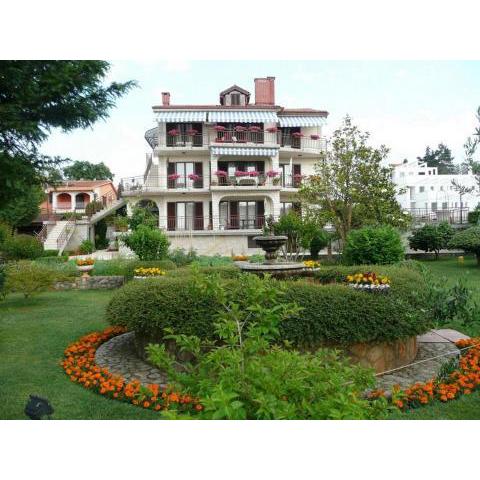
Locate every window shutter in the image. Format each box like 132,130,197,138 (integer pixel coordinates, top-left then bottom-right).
167,202,176,231
230,201,239,229
194,162,203,188
167,163,175,175
194,202,204,230
256,201,265,228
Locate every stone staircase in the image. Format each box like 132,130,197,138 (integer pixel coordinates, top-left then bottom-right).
89,198,126,224
43,220,76,254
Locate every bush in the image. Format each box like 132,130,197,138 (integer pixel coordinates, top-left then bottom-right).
468,209,480,225
0,263,6,299
2,234,44,260
343,225,404,265
106,265,430,350
448,226,480,265
0,222,12,248
122,225,170,261
310,230,330,259
191,255,232,267
35,255,69,266
129,203,158,230
79,239,95,254
409,222,455,259
168,247,198,267
41,249,60,257
5,261,56,298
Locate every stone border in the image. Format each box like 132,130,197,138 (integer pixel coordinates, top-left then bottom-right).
55,275,124,290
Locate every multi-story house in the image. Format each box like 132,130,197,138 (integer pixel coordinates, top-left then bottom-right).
120,77,328,255
392,159,477,223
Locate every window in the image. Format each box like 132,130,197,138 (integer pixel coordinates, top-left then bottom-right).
440,186,444,191
442,202,448,209
431,202,438,211
419,172,425,175
430,186,434,191
410,202,416,209
230,93,241,105
419,186,425,193
280,202,293,216
168,202,203,230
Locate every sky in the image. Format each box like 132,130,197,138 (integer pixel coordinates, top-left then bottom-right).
42,60,480,182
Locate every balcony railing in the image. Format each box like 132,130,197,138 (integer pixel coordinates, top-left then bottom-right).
404,208,469,224
165,215,265,232
120,176,206,192
160,129,326,151
212,172,282,187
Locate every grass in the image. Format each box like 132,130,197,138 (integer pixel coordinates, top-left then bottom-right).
0,290,160,420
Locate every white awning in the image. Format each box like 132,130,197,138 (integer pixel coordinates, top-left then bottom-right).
211,147,278,157
278,116,326,127
208,111,278,123
155,111,207,122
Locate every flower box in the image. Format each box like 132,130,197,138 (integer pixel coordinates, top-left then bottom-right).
187,173,201,181
292,132,304,138
234,126,247,132
248,171,260,177
234,170,249,177
167,129,180,136
186,129,198,136
214,170,228,177
266,127,278,133
167,173,181,181
310,134,320,140
213,125,226,132
248,126,262,132
266,170,279,178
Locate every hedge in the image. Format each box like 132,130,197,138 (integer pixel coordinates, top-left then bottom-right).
106,264,432,350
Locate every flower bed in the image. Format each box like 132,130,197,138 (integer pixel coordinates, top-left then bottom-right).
62,326,202,414
76,258,95,266
133,267,166,279
346,272,390,292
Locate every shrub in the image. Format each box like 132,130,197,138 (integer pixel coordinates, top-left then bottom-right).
122,225,170,260
0,222,12,247
191,255,232,267
5,261,56,298
2,234,44,260
168,247,198,266
79,239,95,254
85,200,103,217
309,230,330,260
146,273,386,420
468,209,480,225
343,225,404,265
129,203,158,230
35,255,69,265
94,219,109,249
409,222,454,259
448,227,480,265
0,263,6,299
41,249,60,257
113,215,129,232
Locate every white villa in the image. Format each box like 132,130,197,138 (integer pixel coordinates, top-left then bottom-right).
392,159,478,223
120,77,328,255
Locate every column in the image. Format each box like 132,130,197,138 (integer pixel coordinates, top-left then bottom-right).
158,199,168,230
211,193,220,230
70,192,74,211
210,155,218,185
158,156,167,189
203,199,210,231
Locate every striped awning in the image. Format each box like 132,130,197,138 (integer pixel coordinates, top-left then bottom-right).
211,147,278,157
278,116,326,127
208,110,278,123
155,111,207,122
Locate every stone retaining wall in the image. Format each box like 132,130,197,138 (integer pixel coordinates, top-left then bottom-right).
54,275,124,290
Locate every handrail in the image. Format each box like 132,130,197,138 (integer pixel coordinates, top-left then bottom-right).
56,215,77,253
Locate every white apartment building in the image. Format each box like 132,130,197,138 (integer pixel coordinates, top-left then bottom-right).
120,77,328,255
392,159,478,222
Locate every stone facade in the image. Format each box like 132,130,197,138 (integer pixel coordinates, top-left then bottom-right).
54,275,124,290
341,336,418,374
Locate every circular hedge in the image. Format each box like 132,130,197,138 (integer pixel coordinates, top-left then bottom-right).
105,265,432,350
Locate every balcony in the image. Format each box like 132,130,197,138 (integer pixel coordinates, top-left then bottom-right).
165,215,265,232
120,175,206,193
166,133,205,148
211,171,281,188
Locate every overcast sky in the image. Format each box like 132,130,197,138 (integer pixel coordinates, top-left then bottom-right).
41,60,480,182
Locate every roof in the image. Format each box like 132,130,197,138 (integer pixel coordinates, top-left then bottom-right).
219,84,251,97
46,180,116,192
278,108,329,117
152,104,279,111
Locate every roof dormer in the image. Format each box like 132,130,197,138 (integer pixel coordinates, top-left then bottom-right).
219,85,250,106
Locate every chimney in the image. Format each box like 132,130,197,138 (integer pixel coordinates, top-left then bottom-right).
254,77,275,105
162,92,170,106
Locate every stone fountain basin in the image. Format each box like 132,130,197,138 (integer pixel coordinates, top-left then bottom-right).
235,261,305,272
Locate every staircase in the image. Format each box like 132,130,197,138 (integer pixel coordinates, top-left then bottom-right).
43,220,76,254
89,198,126,224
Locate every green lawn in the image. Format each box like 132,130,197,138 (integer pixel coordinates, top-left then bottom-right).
2,257,480,419
0,290,160,420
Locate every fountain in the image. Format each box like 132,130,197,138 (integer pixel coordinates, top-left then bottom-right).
235,233,306,275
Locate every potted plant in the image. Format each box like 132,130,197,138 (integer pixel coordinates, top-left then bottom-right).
293,173,303,187
213,125,226,132
266,127,278,133
248,170,260,177
167,128,180,136
248,126,262,132
234,170,249,177
292,132,304,138
310,134,320,140
187,173,201,183
234,125,247,132
186,128,198,136
76,258,95,277
113,215,129,232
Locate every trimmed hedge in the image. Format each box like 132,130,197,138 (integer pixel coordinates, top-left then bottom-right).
2,234,44,260
106,264,432,349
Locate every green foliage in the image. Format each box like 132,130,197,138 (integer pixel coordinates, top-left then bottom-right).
468,209,480,225
343,225,404,265
5,261,56,298
272,211,321,261
61,212,84,221
35,256,69,266
310,229,330,259
167,247,198,266
0,222,12,247
78,239,95,254
121,225,170,261
417,143,458,174
112,215,129,231
409,222,455,259
41,249,60,257
0,185,44,228
191,255,232,267
2,234,44,260
146,273,388,420
0,60,134,208
299,115,409,243
448,227,480,265
0,263,6,299
128,203,158,230
63,160,113,181
85,200,103,217
94,219,108,249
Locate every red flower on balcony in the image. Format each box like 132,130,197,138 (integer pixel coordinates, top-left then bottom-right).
248,170,260,177
248,126,262,132
214,170,228,177
167,129,180,136
187,173,200,181
292,132,304,138
310,134,320,140
266,170,279,177
167,173,181,181
234,125,247,132
266,127,278,133
294,174,304,179
234,170,249,177
186,129,198,136
213,125,226,132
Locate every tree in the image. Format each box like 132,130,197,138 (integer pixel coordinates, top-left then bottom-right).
63,160,114,181
121,225,170,260
299,116,409,244
0,61,135,206
451,179,475,223
408,222,455,260
0,184,44,227
448,226,480,266
417,143,458,174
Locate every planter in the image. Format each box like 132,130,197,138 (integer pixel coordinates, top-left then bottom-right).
77,264,94,278
253,235,288,264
